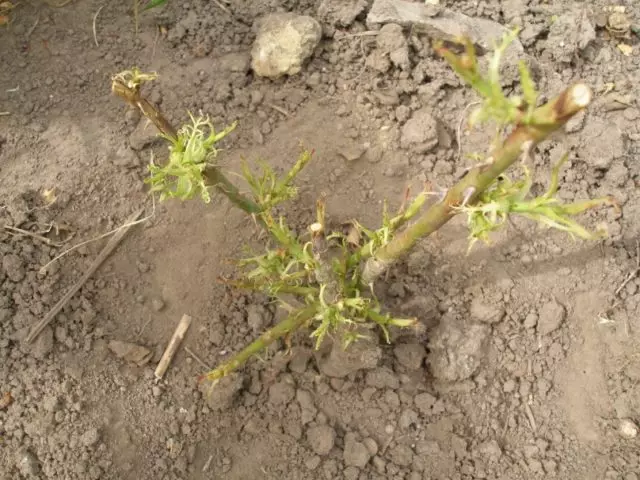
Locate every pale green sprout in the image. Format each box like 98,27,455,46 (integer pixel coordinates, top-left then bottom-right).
457,153,618,252
146,114,237,202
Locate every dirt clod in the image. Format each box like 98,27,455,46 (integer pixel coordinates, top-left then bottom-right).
343,433,372,468
537,300,565,336
400,108,439,153
316,339,382,378
394,343,426,370
306,424,336,456
428,319,490,382
200,373,245,412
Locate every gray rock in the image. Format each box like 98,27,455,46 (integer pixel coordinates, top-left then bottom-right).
318,0,368,27
344,433,372,468
400,108,438,153
129,117,160,151
428,318,490,382
200,372,245,412
367,0,523,56
268,380,295,406
315,339,381,378
251,13,322,79
523,312,538,329
469,298,505,324
306,424,335,455
394,343,426,370
2,254,25,282
537,300,565,336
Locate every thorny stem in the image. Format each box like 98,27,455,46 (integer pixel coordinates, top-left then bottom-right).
199,304,318,383
111,76,262,215
362,83,593,283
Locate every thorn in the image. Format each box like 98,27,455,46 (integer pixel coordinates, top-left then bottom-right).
461,186,476,206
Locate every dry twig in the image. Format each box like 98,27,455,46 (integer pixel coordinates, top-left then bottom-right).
155,314,193,380
25,208,145,343
92,6,104,47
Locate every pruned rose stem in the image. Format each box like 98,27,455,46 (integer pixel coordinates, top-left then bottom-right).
198,304,318,383
111,77,262,215
362,83,593,284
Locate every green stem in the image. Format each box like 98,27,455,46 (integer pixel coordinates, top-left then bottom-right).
199,304,318,383
204,167,263,214
111,77,262,215
362,83,592,283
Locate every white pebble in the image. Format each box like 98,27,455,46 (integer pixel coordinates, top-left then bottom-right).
619,419,638,439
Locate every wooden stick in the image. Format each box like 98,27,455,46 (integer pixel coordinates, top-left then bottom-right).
25,208,144,343
154,314,192,380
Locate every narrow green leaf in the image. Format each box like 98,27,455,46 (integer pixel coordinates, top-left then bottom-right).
142,0,167,11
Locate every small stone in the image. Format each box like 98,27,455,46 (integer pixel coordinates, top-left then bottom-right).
344,434,372,468
305,455,321,470
251,13,322,79
503,379,516,393
16,449,40,477
537,300,565,335
470,298,505,324
395,105,411,122
363,438,379,455
394,343,426,370
306,425,335,456
2,254,26,282
414,392,436,415
338,144,367,162
151,298,165,312
400,108,438,153
268,381,295,406
80,427,100,447
619,419,639,439
129,117,160,151
523,313,538,329
152,386,162,397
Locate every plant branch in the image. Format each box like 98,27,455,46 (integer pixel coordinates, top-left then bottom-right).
362,83,593,284
198,304,318,383
111,71,262,215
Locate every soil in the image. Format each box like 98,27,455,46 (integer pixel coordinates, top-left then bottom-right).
1,0,640,479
